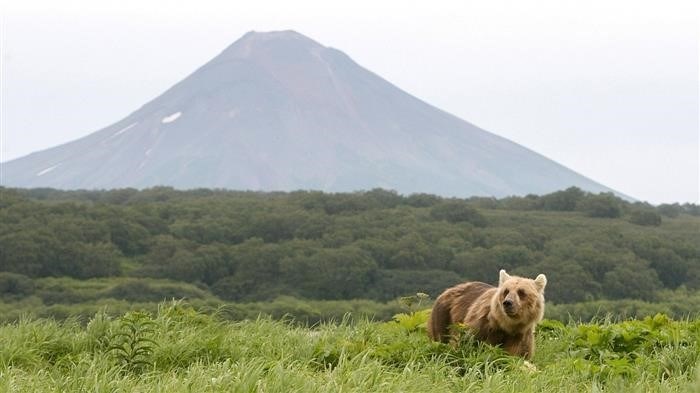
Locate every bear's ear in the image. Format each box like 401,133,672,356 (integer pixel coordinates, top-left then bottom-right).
534,274,547,293
499,269,511,286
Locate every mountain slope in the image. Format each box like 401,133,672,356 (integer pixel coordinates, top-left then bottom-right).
2,30,618,198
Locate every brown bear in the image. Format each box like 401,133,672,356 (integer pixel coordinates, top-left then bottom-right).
427,269,547,359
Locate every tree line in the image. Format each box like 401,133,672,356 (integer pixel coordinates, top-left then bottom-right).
1,186,698,306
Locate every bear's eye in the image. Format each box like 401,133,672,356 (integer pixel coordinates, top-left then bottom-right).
517,289,526,298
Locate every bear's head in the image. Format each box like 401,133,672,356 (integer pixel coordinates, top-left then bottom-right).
492,269,547,330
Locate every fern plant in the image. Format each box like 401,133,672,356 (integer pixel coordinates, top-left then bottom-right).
107,311,158,373
394,292,431,333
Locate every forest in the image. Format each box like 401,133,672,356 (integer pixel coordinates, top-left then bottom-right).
1,186,699,322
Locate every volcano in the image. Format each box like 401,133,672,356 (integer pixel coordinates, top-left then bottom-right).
1,30,617,197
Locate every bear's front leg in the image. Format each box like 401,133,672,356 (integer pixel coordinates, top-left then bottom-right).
502,330,534,359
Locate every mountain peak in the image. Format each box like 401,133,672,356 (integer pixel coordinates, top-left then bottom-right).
243,30,316,41
221,30,324,60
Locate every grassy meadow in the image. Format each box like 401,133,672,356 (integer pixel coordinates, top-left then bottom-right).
1,302,699,392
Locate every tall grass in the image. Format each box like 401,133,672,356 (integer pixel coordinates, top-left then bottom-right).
1,302,699,392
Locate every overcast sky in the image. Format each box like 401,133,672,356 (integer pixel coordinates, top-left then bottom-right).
1,0,698,204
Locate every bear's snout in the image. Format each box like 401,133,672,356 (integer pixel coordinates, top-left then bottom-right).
502,297,517,316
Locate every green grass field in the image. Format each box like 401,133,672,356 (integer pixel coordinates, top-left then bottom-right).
1,302,699,392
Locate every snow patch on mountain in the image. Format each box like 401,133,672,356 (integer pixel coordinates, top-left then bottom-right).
37,164,60,176
161,112,182,124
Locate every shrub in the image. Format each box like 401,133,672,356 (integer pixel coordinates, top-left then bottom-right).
0,272,35,300
629,210,662,226
430,201,487,226
541,187,585,211
577,193,623,218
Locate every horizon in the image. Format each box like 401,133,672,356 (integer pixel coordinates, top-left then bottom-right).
1,0,698,204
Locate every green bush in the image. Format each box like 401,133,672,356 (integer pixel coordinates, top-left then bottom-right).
430,200,487,226
629,210,662,226
0,272,35,300
577,193,623,218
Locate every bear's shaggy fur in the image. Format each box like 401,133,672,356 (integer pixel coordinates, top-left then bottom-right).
427,270,547,359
